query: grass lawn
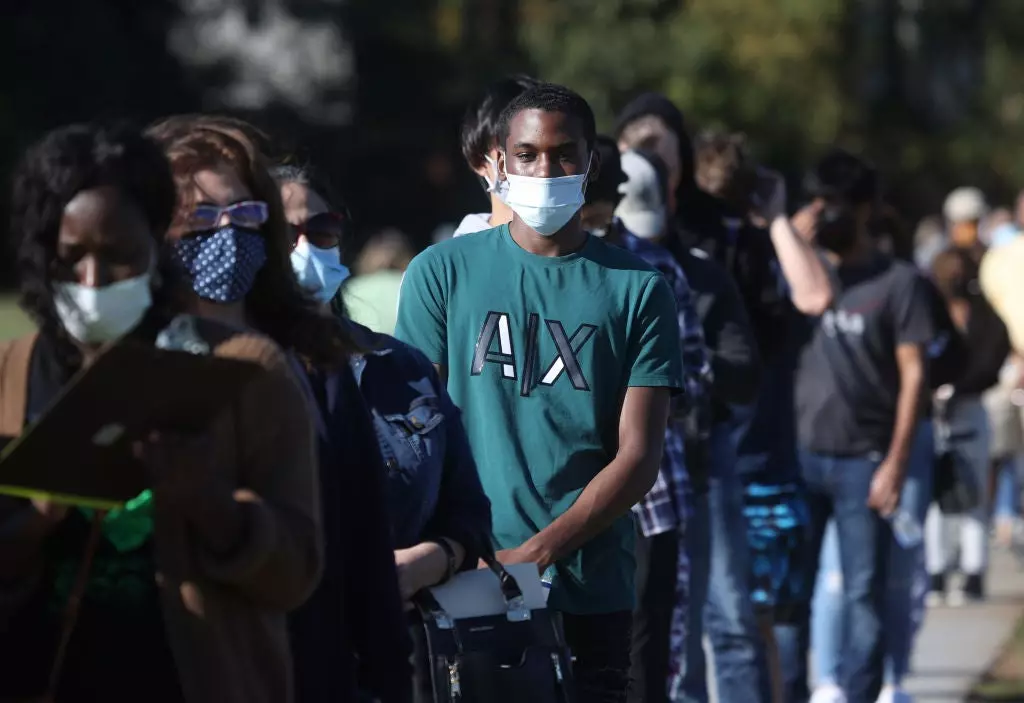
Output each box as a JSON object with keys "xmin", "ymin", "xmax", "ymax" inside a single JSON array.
[
  {"xmin": 971, "ymin": 615, "xmax": 1024, "ymax": 702},
  {"xmin": 0, "ymin": 296, "xmax": 34, "ymax": 341}
]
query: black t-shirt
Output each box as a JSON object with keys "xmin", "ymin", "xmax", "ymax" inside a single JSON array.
[
  {"xmin": 691, "ymin": 217, "xmax": 792, "ymax": 365},
  {"xmin": 939, "ymin": 247, "xmax": 1011, "ymax": 396},
  {"xmin": 795, "ymin": 256, "xmax": 934, "ymax": 456}
]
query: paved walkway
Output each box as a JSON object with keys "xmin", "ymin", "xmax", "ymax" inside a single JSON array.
[
  {"xmin": 904, "ymin": 547, "xmax": 1024, "ymax": 702},
  {"xmin": 704, "ymin": 547, "xmax": 1024, "ymax": 702}
]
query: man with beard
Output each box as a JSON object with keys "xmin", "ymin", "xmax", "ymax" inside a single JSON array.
[{"xmin": 794, "ymin": 151, "xmax": 933, "ymax": 703}]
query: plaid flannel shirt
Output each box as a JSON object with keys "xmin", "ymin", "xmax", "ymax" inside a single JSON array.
[
  {"xmin": 618, "ymin": 230, "xmax": 707, "ymax": 702},
  {"xmin": 623, "ymin": 231, "xmax": 712, "ymax": 537}
]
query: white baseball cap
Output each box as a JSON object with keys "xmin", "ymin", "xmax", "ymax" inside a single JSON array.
[{"xmin": 943, "ymin": 187, "xmax": 989, "ymax": 224}]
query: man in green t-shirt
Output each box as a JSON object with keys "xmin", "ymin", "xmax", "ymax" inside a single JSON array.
[{"xmin": 395, "ymin": 83, "xmax": 683, "ymax": 701}]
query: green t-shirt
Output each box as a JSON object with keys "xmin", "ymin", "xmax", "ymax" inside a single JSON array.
[{"xmin": 394, "ymin": 224, "xmax": 683, "ymax": 614}]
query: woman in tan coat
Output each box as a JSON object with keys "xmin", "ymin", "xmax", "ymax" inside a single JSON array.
[{"xmin": 0, "ymin": 122, "xmax": 326, "ymax": 702}]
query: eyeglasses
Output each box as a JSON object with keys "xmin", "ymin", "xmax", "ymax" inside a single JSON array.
[
  {"xmin": 292, "ymin": 211, "xmax": 351, "ymax": 250},
  {"xmin": 188, "ymin": 200, "xmax": 269, "ymax": 232}
]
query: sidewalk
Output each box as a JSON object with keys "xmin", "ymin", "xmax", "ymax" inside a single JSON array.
[{"xmin": 904, "ymin": 547, "xmax": 1024, "ymax": 702}]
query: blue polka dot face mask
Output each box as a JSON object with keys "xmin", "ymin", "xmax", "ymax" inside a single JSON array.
[{"xmin": 172, "ymin": 226, "xmax": 268, "ymax": 303}]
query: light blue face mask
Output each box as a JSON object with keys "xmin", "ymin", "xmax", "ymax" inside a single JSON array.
[
  {"xmin": 290, "ymin": 239, "xmax": 350, "ymax": 304},
  {"xmin": 501, "ymin": 156, "xmax": 592, "ymax": 236}
]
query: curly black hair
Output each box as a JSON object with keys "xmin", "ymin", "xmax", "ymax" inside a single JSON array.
[
  {"xmin": 10, "ymin": 122, "xmax": 182, "ymax": 371},
  {"xmin": 497, "ymin": 83, "xmax": 597, "ymax": 155},
  {"xmin": 460, "ymin": 75, "xmax": 542, "ymax": 170}
]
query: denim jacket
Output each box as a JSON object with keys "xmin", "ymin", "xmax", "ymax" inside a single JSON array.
[{"xmin": 346, "ymin": 321, "xmax": 492, "ymax": 560}]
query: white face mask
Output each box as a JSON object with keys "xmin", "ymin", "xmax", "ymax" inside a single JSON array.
[
  {"xmin": 290, "ymin": 239, "xmax": 350, "ymax": 304},
  {"xmin": 501, "ymin": 156, "xmax": 592, "ymax": 237},
  {"xmin": 54, "ymin": 273, "xmax": 153, "ymax": 345}
]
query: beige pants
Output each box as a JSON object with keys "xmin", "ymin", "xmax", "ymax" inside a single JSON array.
[{"xmin": 984, "ymin": 362, "xmax": 1024, "ymax": 460}]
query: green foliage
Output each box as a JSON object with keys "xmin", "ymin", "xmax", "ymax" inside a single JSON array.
[{"xmin": 517, "ymin": 0, "xmax": 1024, "ymax": 217}]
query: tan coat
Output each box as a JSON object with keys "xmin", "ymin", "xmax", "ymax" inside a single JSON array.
[{"xmin": 0, "ymin": 321, "xmax": 322, "ymax": 703}]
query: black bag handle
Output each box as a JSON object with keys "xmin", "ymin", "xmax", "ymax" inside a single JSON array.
[
  {"xmin": 478, "ymin": 552, "xmax": 525, "ymax": 606},
  {"xmin": 414, "ymin": 552, "xmax": 533, "ymax": 625}
]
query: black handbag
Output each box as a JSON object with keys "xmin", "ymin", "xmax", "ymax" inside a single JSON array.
[{"xmin": 412, "ymin": 557, "xmax": 576, "ymax": 703}]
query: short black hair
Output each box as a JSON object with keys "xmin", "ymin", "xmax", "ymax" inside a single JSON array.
[
  {"xmin": 460, "ymin": 75, "xmax": 541, "ymax": 170},
  {"xmin": 804, "ymin": 147, "xmax": 879, "ymax": 206},
  {"xmin": 586, "ymin": 135, "xmax": 627, "ymax": 206},
  {"xmin": 497, "ymin": 83, "xmax": 597, "ymax": 154},
  {"xmin": 10, "ymin": 122, "xmax": 180, "ymax": 369}
]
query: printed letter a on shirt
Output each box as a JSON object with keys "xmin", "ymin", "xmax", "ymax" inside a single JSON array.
[
  {"xmin": 472, "ymin": 311, "xmax": 598, "ymax": 395},
  {"xmin": 472, "ymin": 311, "xmax": 517, "ymax": 380}
]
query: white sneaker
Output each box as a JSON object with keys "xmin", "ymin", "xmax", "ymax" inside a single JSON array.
[
  {"xmin": 876, "ymin": 685, "xmax": 914, "ymax": 703},
  {"xmin": 810, "ymin": 684, "xmax": 847, "ymax": 703},
  {"xmin": 946, "ymin": 587, "xmax": 966, "ymax": 607}
]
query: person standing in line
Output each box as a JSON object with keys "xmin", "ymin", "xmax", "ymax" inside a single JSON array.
[
  {"xmin": 617, "ymin": 94, "xmax": 832, "ymax": 703},
  {"xmin": 579, "ymin": 135, "xmax": 628, "ymax": 237},
  {"xmin": 800, "ymin": 152, "xmax": 968, "ymax": 703},
  {"xmin": 342, "ymin": 228, "xmax": 417, "ymax": 336},
  {"xmin": 0, "ymin": 122, "xmax": 323, "ymax": 703},
  {"xmin": 595, "ymin": 146, "xmax": 713, "ymax": 703},
  {"xmin": 692, "ymin": 130, "xmax": 816, "ymax": 703},
  {"xmin": 147, "ymin": 115, "xmax": 410, "ymax": 703},
  {"xmin": 273, "ymin": 163, "xmax": 494, "ymax": 702},
  {"xmin": 793, "ymin": 159, "xmax": 934, "ymax": 703},
  {"xmin": 452, "ymin": 74, "xmax": 541, "ymax": 237},
  {"xmin": 925, "ymin": 196, "xmax": 1009, "ymax": 604},
  {"xmin": 395, "ymin": 83, "xmax": 684, "ymax": 702},
  {"xmin": 980, "ymin": 221, "xmax": 1024, "ymax": 549},
  {"xmin": 615, "ymin": 103, "xmax": 763, "ymax": 703}
]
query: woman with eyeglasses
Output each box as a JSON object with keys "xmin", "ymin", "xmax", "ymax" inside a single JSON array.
[
  {"xmin": 0, "ymin": 122, "xmax": 320, "ymax": 703},
  {"xmin": 272, "ymin": 164, "xmax": 493, "ymax": 702},
  {"xmin": 146, "ymin": 117, "xmax": 414, "ymax": 703}
]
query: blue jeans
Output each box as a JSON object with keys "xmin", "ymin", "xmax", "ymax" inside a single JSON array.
[
  {"xmin": 995, "ymin": 455, "xmax": 1020, "ymax": 519},
  {"xmin": 799, "ymin": 450, "xmax": 891, "ymax": 703},
  {"xmin": 809, "ymin": 422, "xmax": 934, "ymax": 691},
  {"xmin": 681, "ymin": 422, "xmax": 768, "ymax": 703}
]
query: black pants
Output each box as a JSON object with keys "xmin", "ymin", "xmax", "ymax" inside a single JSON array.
[
  {"xmin": 562, "ymin": 610, "xmax": 633, "ymax": 703},
  {"xmin": 627, "ymin": 529, "xmax": 680, "ymax": 703}
]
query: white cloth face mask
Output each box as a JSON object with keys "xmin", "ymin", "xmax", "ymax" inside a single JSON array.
[{"xmin": 54, "ymin": 272, "xmax": 153, "ymax": 344}]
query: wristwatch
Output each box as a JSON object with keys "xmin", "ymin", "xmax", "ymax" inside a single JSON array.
[{"xmin": 431, "ymin": 538, "xmax": 458, "ymax": 583}]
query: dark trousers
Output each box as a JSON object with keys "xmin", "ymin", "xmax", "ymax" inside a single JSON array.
[
  {"xmin": 628, "ymin": 528, "xmax": 680, "ymax": 703},
  {"xmin": 562, "ymin": 611, "xmax": 633, "ymax": 703}
]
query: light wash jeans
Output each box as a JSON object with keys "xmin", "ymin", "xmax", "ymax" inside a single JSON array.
[
  {"xmin": 925, "ymin": 397, "xmax": 991, "ymax": 576},
  {"xmin": 809, "ymin": 421, "xmax": 934, "ymax": 689},
  {"xmin": 681, "ymin": 418, "xmax": 768, "ymax": 703},
  {"xmin": 994, "ymin": 455, "xmax": 1020, "ymax": 520}
]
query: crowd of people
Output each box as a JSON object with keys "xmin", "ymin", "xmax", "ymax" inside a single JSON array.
[{"xmin": 0, "ymin": 72, "xmax": 1022, "ymax": 703}]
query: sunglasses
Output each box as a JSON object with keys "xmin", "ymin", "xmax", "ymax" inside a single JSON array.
[
  {"xmin": 188, "ymin": 200, "xmax": 269, "ymax": 232},
  {"xmin": 292, "ymin": 211, "xmax": 351, "ymax": 250}
]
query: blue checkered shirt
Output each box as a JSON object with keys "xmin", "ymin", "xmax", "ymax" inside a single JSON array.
[{"xmin": 622, "ymin": 231, "xmax": 712, "ymax": 537}]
